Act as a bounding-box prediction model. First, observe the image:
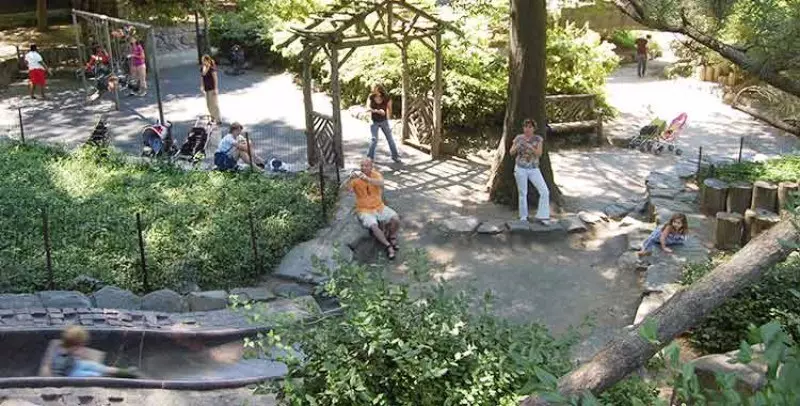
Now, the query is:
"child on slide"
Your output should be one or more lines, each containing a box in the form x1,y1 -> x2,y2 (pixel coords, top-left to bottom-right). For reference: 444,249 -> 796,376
51,325 -> 140,378
638,213 -> 689,256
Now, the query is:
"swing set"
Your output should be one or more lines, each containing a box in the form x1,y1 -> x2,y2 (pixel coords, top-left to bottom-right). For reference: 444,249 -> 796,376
70,9 -> 165,125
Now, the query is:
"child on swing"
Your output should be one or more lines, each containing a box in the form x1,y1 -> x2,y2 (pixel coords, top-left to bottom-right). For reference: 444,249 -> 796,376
638,213 -> 689,256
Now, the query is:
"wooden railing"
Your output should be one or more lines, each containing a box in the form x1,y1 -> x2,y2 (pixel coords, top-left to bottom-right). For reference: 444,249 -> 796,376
402,94 -> 435,149
311,111 -> 338,165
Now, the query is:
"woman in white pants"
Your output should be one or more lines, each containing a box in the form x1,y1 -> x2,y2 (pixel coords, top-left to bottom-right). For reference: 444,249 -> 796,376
510,118 -> 551,224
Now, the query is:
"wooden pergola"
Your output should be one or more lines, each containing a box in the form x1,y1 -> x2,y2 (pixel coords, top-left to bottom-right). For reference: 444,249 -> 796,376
279,0 -> 453,167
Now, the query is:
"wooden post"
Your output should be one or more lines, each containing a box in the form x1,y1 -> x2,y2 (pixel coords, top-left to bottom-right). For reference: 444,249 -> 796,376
726,181 -> 753,215
41,207 -> 53,289
244,132 -> 255,171
432,31 -> 443,159
751,180 -> 778,212
744,208 -> 780,243
72,12 -> 89,95
777,181 -> 799,213
714,212 -> 743,250
136,212 -> 149,292
103,19 -> 120,110
329,45 -> 344,167
302,49 -> 318,166
248,210 -> 261,276
147,29 -> 166,126
700,178 -> 729,216
17,108 -> 25,143
400,41 -> 410,143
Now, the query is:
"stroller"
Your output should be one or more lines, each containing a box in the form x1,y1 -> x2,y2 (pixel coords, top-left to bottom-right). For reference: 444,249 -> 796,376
175,115 -> 214,163
630,113 -> 687,156
225,45 -> 246,76
141,120 -> 175,158
628,118 -> 666,150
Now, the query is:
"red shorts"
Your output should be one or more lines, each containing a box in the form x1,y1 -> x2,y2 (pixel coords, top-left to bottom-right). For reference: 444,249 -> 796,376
28,69 -> 46,86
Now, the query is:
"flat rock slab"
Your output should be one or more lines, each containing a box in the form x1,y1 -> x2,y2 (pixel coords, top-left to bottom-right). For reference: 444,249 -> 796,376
273,283 -> 314,299
506,220 -> 566,236
617,251 -> 648,272
0,294 -> 43,309
141,289 -> 186,313
644,261 -> 684,293
91,286 -> 142,310
273,239 -> 344,285
692,345 -> 768,394
37,291 -> 92,308
560,215 -> 588,234
439,216 -> 481,233
578,210 -> 607,225
187,291 -> 229,312
230,287 -> 276,303
648,197 -> 697,225
634,284 -> 681,324
603,201 -> 638,220
477,221 -> 504,234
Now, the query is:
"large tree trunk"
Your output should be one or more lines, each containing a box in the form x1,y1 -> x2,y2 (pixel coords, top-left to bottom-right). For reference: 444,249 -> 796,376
486,0 -> 561,206
521,218 -> 800,405
611,0 -> 800,99
37,0 -> 48,32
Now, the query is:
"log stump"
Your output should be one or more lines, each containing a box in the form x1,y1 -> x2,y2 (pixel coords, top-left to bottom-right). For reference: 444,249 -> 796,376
777,181 -> 799,213
726,181 -> 753,215
700,178 -> 729,216
751,180 -> 777,212
743,208 -> 780,244
714,212 -> 743,250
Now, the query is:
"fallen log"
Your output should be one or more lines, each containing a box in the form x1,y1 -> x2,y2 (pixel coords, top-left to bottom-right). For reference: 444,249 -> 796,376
731,103 -> 800,137
520,218 -> 800,404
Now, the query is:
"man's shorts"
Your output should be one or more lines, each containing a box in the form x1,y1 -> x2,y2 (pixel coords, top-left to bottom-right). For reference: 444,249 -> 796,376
357,206 -> 398,228
29,69 -> 46,86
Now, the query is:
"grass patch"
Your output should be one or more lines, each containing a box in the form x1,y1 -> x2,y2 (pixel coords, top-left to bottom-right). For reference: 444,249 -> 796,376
0,142 -> 330,294
702,155 -> 800,184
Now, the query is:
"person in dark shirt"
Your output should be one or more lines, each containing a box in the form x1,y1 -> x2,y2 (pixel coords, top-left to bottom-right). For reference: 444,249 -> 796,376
635,34 -> 652,78
365,84 -> 401,163
200,55 -> 220,123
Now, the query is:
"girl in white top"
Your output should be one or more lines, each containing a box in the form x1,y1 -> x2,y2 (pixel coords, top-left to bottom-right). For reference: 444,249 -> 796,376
24,44 -> 48,99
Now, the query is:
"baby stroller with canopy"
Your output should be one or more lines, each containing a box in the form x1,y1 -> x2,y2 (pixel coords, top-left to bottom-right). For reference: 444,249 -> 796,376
141,120 -> 175,158
175,115 -> 214,163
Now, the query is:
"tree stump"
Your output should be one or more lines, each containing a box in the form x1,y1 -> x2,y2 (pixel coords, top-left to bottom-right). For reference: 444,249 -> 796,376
726,181 -> 753,215
777,181 -> 799,213
751,180 -> 777,212
714,212 -> 743,250
700,178 -> 729,216
744,208 -> 780,243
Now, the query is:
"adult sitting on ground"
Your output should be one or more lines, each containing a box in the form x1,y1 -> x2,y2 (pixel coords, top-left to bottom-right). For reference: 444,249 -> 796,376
49,325 -> 139,378
344,158 -> 400,260
214,122 -> 266,171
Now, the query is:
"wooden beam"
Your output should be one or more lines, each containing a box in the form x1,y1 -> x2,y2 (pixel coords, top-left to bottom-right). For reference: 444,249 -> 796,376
415,35 -> 436,53
339,47 -> 357,68
329,46 -> 344,167
404,14 -> 420,36
302,51 -> 318,166
386,1 -> 393,37
401,41 -> 410,143
432,31 -> 443,159
335,32 -> 438,49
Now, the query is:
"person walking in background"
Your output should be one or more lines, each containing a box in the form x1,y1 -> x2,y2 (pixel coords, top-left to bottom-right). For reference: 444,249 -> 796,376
366,84 -> 401,163
635,34 -> 652,78
24,44 -> 48,99
510,118 -> 551,225
128,36 -> 147,96
200,55 -> 221,123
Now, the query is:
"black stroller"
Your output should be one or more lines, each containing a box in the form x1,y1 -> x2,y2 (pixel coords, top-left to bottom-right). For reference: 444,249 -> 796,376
175,115 -> 214,163
141,120 -> 175,158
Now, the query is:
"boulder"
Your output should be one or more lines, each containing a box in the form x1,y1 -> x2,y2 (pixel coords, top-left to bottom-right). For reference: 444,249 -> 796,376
647,197 -> 696,225
439,216 -> 481,233
634,284 -> 681,324
37,291 -> 92,308
187,291 -> 229,312
693,344 -> 769,395
273,283 -> 314,299
477,221 -> 504,234
675,191 -> 699,203
141,289 -> 186,313
603,201 -> 638,220
578,210 -> 607,225
506,220 -> 531,232
617,251 -> 647,272
91,286 -> 142,310
0,294 -> 43,309
560,215 -> 588,234
229,287 -> 276,303
644,261 -> 684,293
273,239 -> 345,285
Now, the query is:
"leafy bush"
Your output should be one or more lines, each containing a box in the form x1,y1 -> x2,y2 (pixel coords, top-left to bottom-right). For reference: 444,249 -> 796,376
248,254 -> 576,405
0,142 -> 329,293
703,155 -> 800,184
681,254 -> 800,354
608,29 -> 663,60
598,376 -> 660,406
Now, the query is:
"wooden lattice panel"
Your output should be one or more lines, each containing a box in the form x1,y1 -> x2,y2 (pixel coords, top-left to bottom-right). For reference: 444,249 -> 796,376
312,112 -> 338,165
407,95 -> 434,146
545,94 -> 596,123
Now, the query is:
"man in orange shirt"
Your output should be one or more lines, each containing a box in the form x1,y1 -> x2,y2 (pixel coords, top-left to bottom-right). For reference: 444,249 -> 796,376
346,158 -> 400,260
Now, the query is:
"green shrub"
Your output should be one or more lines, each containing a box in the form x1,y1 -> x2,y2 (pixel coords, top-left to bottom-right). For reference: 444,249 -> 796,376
598,376 -> 660,406
248,255 -> 575,405
208,12 -> 285,67
608,29 -> 663,59
703,155 -> 800,184
0,142 -> 329,293
681,254 -> 800,354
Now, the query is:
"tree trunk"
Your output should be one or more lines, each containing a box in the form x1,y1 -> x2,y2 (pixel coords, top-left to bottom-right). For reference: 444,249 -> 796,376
726,181 -> 753,215
487,0 -> 561,206
37,0 -> 48,32
751,180 -> 778,212
520,218 -> 800,404
700,178 -> 728,216
714,212 -> 743,250
777,182 -> 799,213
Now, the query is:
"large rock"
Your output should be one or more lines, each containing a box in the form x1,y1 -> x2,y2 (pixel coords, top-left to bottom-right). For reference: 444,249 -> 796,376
230,287 -> 276,303
91,286 -> 142,310
187,291 -> 229,311
560,215 -> 588,234
141,289 -> 186,313
617,251 -> 647,272
634,284 -> 681,324
603,201 -> 638,220
693,344 -> 769,395
273,239 -> 345,284
0,294 -> 43,309
646,171 -> 685,199
439,216 -> 481,233
647,197 -> 696,225
477,221 -> 504,234
273,283 -> 314,299
644,261 -> 684,293
37,291 -> 92,308
578,210 -> 607,225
